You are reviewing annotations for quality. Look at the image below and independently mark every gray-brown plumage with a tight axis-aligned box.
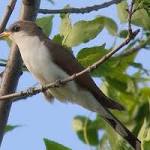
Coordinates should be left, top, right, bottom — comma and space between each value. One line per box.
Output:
0, 21, 141, 149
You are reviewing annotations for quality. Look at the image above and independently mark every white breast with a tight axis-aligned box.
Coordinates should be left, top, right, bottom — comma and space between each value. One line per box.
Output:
14, 34, 77, 95
15, 35, 70, 82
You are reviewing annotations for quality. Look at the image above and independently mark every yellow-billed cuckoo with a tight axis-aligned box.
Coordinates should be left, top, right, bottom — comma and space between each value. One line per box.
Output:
0, 21, 141, 149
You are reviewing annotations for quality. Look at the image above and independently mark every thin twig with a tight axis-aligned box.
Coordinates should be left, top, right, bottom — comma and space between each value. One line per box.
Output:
0, 0, 17, 33
120, 37, 150, 57
0, 29, 140, 101
38, 0, 123, 14
127, 1, 136, 35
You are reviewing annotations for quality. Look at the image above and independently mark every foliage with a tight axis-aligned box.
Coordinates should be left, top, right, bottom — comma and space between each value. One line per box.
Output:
59, 0, 150, 149
44, 139, 71, 150
60, 15, 117, 47
36, 16, 53, 36
4, 125, 19, 134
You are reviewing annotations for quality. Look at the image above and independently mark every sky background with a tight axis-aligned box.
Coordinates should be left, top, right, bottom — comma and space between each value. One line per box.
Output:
0, 0, 150, 150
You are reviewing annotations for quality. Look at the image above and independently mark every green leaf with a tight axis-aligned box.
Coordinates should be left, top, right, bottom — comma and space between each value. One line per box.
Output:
61, 16, 104, 47
103, 17, 118, 35
143, 141, 150, 150
77, 44, 107, 77
72, 116, 99, 145
132, 71, 150, 83
117, 1, 128, 23
53, 34, 63, 45
77, 44, 115, 77
44, 138, 71, 150
5, 125, 19, 134
101, 80, 137, 111
105, 77, 127, 93
60, 15, 117, 47
133, 102, 149, 135
60, 13, 72, 40
132, 9, 150, 30
139, 87, 150, 101
138, 119, 150, 150
77, 44, 107, 66
77, 44, 137, 78
119, 30, 128, 38
36, 16, 53, 36
99, 134, 111, 150
135, 0, 150, 17
130, 62, 144, 70
135, 103, 149, 123
127, 78, 136, 93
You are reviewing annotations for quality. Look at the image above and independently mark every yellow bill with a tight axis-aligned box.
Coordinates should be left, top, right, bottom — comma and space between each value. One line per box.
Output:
0, 32, 11, 38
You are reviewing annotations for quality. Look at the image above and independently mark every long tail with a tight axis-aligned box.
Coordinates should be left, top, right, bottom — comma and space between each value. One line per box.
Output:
96, 103, 141, 150
99, 96, 125, 111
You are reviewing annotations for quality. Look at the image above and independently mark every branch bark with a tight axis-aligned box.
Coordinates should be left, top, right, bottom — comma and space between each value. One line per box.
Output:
38, 0, 123, 14
0, 0, 41, 146
121, 37, 150, 57
0, 0, 17, 33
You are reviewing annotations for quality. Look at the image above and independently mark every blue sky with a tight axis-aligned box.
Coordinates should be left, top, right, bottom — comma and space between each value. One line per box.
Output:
0, 0, 150, 150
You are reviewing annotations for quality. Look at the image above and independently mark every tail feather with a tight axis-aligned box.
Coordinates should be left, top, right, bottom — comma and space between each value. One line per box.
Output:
99, 97, 125, 111
95, 89, 125, 111
97, 103, 141, 150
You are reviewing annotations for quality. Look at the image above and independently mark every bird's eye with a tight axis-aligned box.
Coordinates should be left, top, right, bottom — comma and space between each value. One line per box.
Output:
12, 25, 20, 32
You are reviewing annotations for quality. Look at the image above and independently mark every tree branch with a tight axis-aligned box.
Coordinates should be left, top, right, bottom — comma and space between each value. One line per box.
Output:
0, 0, 17, 33
121, 37, 150, 57
38, 0, 123, 14
0, 0, 41, 146
127, 0, 135, 34
0, 29, 140, 102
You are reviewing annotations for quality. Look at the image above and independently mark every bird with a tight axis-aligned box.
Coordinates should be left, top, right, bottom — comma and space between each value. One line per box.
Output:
0, 21, 141, 149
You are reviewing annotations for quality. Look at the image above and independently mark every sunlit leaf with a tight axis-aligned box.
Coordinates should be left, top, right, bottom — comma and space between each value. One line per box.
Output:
36, 16, 53, 36
60, 13, 72, 40
139, 87, 150, 101
133, 103, 149, 135
103, 17, 118, 35
117, 1, 128, 23
119, 30, 128, 38
61, 17, 104, 47
132, 9, 150, 30
44, 138, 71, 150
138, 119, 150, 150
77, 44, 137, 78
53, 34, 63, 45
5, 125, 20, 134
72, 116, 99, 145
99, 134, 110, 150
135, 0, 150, 17
77, 44, 107, 67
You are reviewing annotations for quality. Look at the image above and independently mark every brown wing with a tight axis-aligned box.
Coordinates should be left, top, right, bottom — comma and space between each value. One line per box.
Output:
44, 39, 124, 110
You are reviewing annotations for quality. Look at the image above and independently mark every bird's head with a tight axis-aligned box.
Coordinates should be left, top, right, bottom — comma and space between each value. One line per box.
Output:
0, 21, 43, 43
